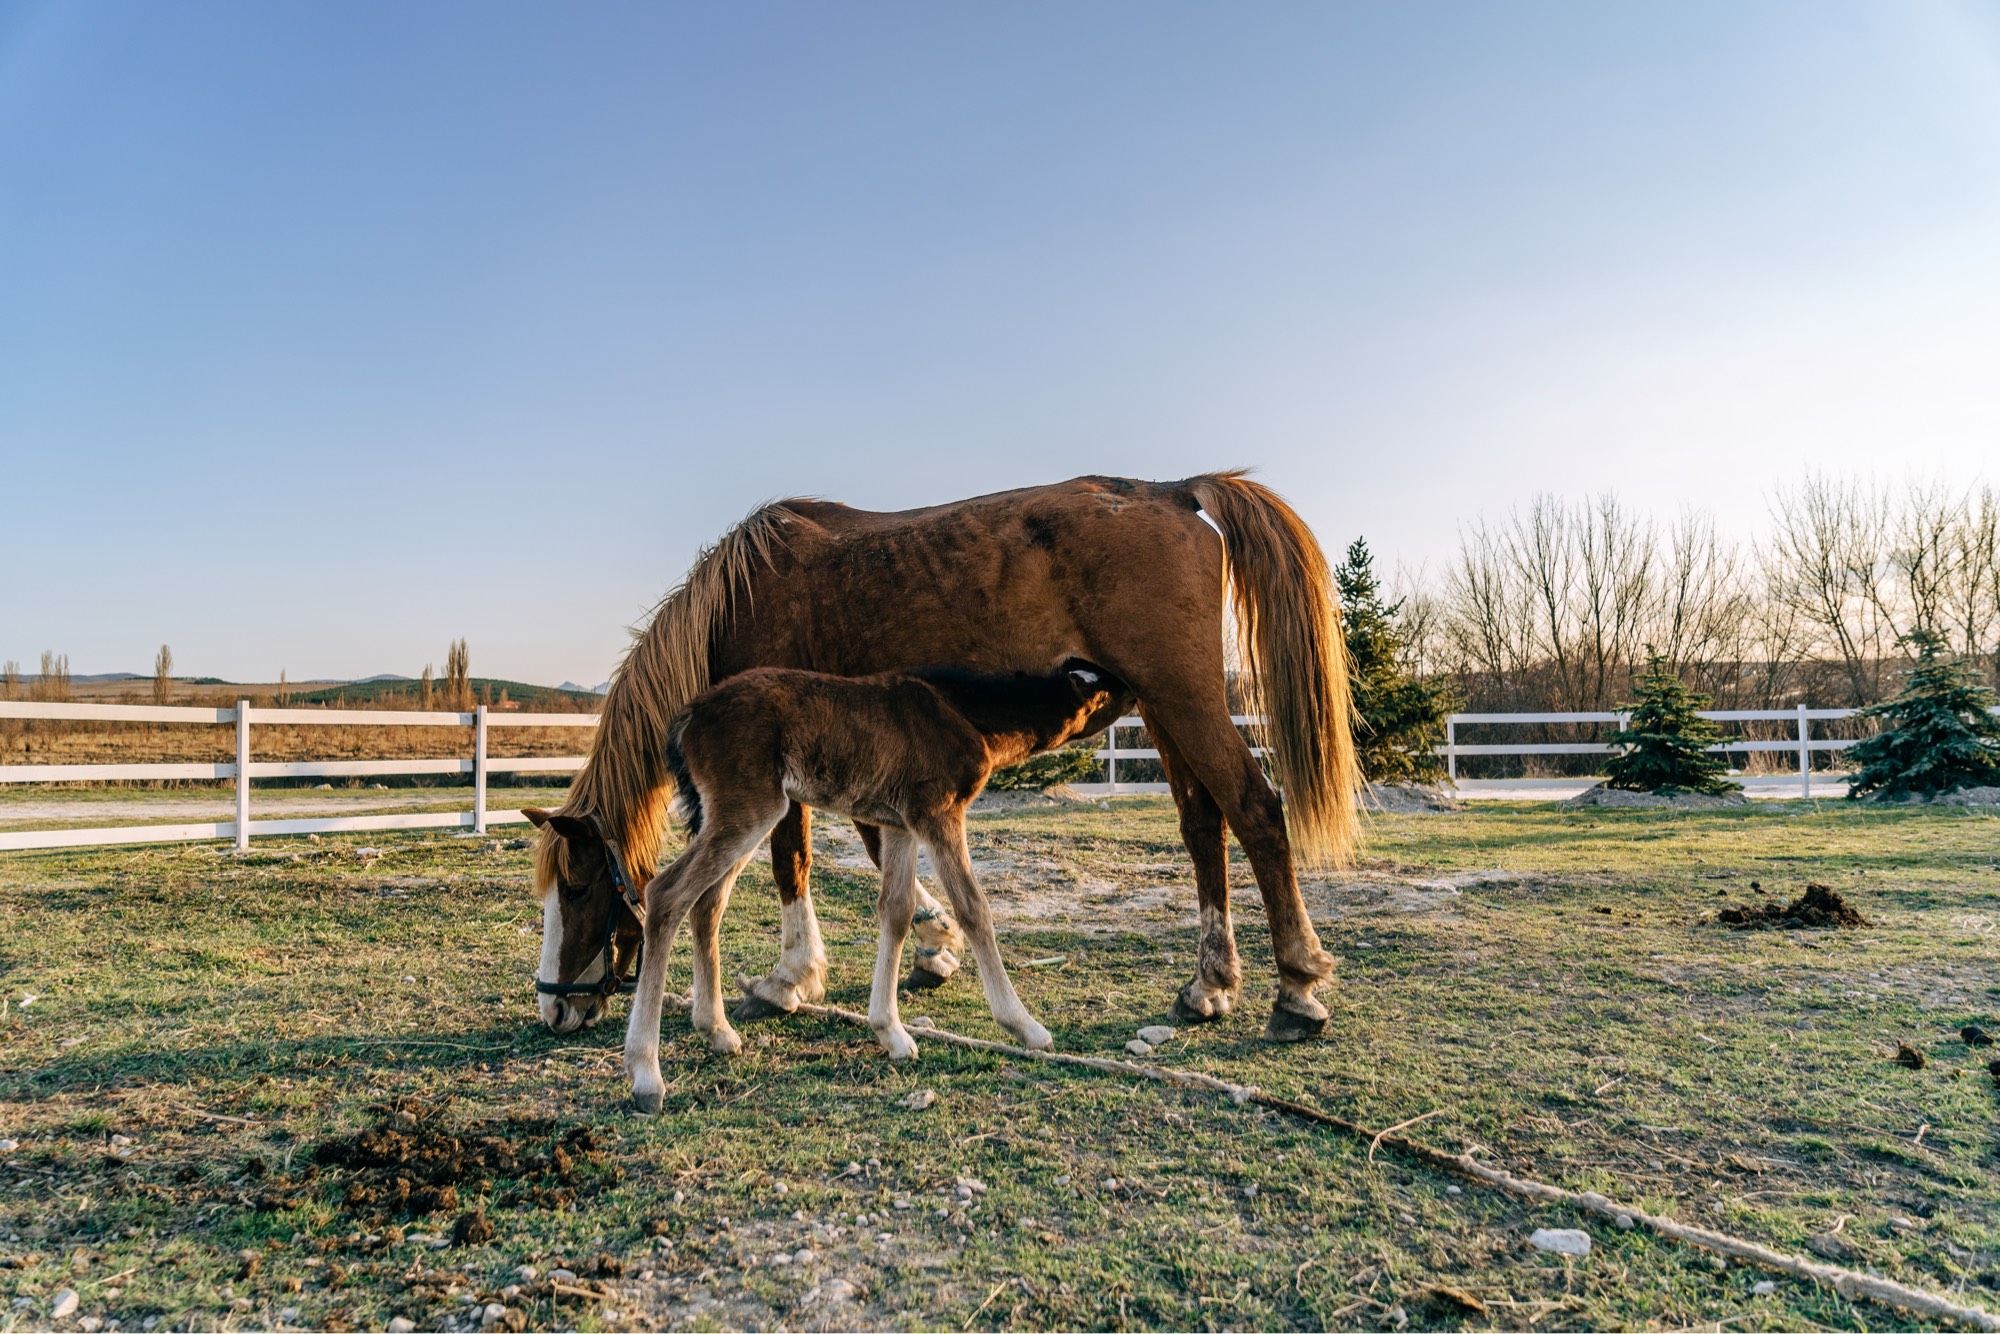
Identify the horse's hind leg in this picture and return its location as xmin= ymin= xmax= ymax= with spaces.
xmin=735 ymin=801 xmax=829 ymax=1022
xmin=916 ymin=813 xmax=1051 ymax=1052
xmin=857 ymin=821 xmax=963 ymax=992
xmin=1140 ymin=697 xmax=1335 ymax=1043
xmin=866 ymin=827 xmax=922 ymax=1060
xmin=1148 ymin=710 xmax=1242 ymax=1024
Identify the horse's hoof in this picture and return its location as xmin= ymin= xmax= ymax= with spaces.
xmin=630 ymin=1087 xmax=665 ymax=1115
xmin=731 ymin=992 xmax=794 ymax=1023
xmin=1172 ymin=980 xmax=1235 ymax=1024
xmin=1263 ymin=1005 xmax=1328 ymax=1043
xmin=901 ymin=965 xmax=951 ymax=993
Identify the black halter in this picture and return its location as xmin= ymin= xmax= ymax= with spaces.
xmin=534 ymin=815 xmax=646 ymax=999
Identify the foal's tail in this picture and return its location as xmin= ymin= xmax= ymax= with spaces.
xmin=1182 ymin=472 xmax=1361 ymax=869
xmin=664 ymin=714 xmax=704 ymax=837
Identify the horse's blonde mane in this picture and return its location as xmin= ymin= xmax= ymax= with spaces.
xmin=535 ymin=500 xmax=808 ymax=895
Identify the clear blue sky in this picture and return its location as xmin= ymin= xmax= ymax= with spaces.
xmin=5 ymin=1 xmax=1997 ymax=685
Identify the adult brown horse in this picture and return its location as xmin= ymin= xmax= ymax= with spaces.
xmin=533 ymin=471 xmax=1359 ymax=1041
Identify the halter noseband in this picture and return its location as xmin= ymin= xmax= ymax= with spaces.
xmin=534 ymin=814 xmax=647 ymax=1000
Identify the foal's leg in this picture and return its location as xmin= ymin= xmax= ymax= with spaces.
xmin=915 ymin=812 xmax=1051 ymax=1051
xmin=866 ymin=827 xmax=922 ymax=1060
xmin=857 ymin=821 xmax=963 ymax=991
xmin=1149 ymin=712 xmax=1242 ymax=1023
xmin=687 ymin=870 xmax=747 ymax=1055
xmin=626 ymin=803 xmax=785 ymax=1112
xmin=735 ymin=801 xmax=830 ymax=1021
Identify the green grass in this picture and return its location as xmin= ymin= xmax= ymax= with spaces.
xmin=2 ymin=799 xmax=1998 ymax=1331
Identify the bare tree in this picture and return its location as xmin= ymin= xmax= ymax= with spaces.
xmin=1764 ymin=474 xmax=1897 ymax=705
xmin=32 ymin=651 xmax=70 ymax=703
xmin=153 ymin=645 xmax=174 ymax=705
xmin=420 ymin=663 xmax=435 ymax=709
xmin=2 ymin=661 xmax=17 ymax=700
xmin=444 ymin=640 xmax=471 ymax=712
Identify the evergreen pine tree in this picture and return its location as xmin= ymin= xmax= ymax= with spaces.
xmin=1845 ymin=630 xmax=2000 ymax=800
xmin=1335 ymin=538 xmax=1457 ymax=784
xmin=1603 ymin=654 xmax=1736 ymax=795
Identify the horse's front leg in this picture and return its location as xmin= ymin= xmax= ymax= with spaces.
xmin=734 ymin=801 xmax=830 ymax=1021
xmin=867 ymin=828 xmax=921 ymax=1060
xmin=857 ymin=820 xmax=963 ymax=992
xmin=917 ymin=815 xmax=1051 ymax=1052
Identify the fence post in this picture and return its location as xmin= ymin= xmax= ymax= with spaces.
xmin=473 ymin=704 xmax=488 ymax=834
xmin=234 ymin=700 xmax=251 ymax=851
xmin=1797 ymin=702 xmax=1811 ymax=799
xmin=1446 ymin=717 xmax=1457 ymax=784
xmin=1105 ymin=720 xmax=1119 ymax=795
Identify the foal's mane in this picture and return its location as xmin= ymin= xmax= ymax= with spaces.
xmin=536 ymin=500 xmax=808 ymax=893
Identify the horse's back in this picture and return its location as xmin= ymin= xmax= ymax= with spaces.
xmin=723 ymin=477 xmax=1224 ymax=680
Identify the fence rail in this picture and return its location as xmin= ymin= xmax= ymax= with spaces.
xmin=0 ymin=701 xmax=595 ymax=852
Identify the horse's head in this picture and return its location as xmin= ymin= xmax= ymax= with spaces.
xmin=526 ymin=808 xmax=643 ymax=1033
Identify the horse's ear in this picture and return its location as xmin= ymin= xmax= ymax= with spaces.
xmin=524 ymin=808 xmax=552 ymax=829
xmin=546 ymin=814 xmax=597 ymax=844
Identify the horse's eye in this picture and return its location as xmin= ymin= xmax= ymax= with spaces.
xmin=559 ymin=880 xmax=590 ymax=902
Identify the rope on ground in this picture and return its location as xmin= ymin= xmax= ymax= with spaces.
xmin=777 ymin=998 xmax=2000 ymax=1332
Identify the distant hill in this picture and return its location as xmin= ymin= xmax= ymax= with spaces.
xmin=285 ymin=676 xmax=601 ymax=710
xmin=558 ymin=680 xmax=612 ymax=695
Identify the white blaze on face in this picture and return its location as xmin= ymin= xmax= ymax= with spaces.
xmin=537 ymin=889 xmax=566 ymax=1029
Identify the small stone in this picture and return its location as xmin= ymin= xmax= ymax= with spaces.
xmin=0 ymin=1139 xmax=17 ymax=1153
xmin=792 ymin=1248 xmax=816 ymax=1265
xmin=1242 ymin=1183 xmax=1257 ymax=1198
xmin=956 ymin=1175 xmax=987 ymax=1194
xmin=355 ymin=847 xmax=382 ymax=859
xmin=812 ymin=1277 xmax=859 ymax=1305
xmin=1528 ymin=1227 xmax=1592 ymax=1257
xmin=1445 ymin=1185 xmax=1462 ymax=1196
xmin=910 ymin=1016 xmax=936 ymax=1029
xmin=515 ymin=1264 xmax=538 ymax=1282
xmin=772 ymin=1181 xmax=788 ymax=1195
xmin=1398 ymin=1211 xmax=1417 ymax=1225
xmin=51 ymin=1290 xmax=80 ymax=1319
xmin=899 ymin=1089 xmax=937 ymax=1110
xmin=1102 ymin=1178 xmax=1121 ymax=1191
xmin=549 ymin=1268 xmax=577 ymax=1283
xmin=500 ymin=1285 xmax=521 ymax=1299
xmin=280 ymin=1304 xmax=301 ymax=1320
xmin=1125 ymin=1040 xmax=1154 ymax=1057
xmin=1752 ymin=1280 xmax=1777 ymax=1296
xmin=770 ymin=1252 xmax=791 ymax=1265
xmin=481 ymin=1303 xmax=505 ymax=1326
xmin=1137 ymin=1025 xmax=1176 ymax=1045
xmin=109 ymin=1133 xmax=134 ymax=1147
xmin=387 ymin=1319 xmax=416 ymax=1333
xmin=79 ymin=1319 xmax=102 ymax=1333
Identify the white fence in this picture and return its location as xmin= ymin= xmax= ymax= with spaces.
xmin=1084 ymin=706 xmax=1903 ymax=799
xmin=1443 ymin=705 xmax=1862 ymax=800
xmin=0 ymin=701 xmax=594 ymax=852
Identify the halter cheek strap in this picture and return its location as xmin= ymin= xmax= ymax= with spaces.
xmin=534 ymin=815 xmax=647 ymax=1000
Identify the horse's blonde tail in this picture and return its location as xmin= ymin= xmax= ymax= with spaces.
xmin=1184 ymin=472 xmax=1360 ymax=869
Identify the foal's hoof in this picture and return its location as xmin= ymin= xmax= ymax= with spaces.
xmin=901 ymin=965 xmax=951 ymax=994
xmin=1263 ymin=1004 xmax=1328 ymax=1044
xmin=630 ymin=1087 xmax=665 ymax=1116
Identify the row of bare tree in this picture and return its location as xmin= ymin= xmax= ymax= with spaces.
xmin=1397 ymin=475 xmax=2000 ymax=712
